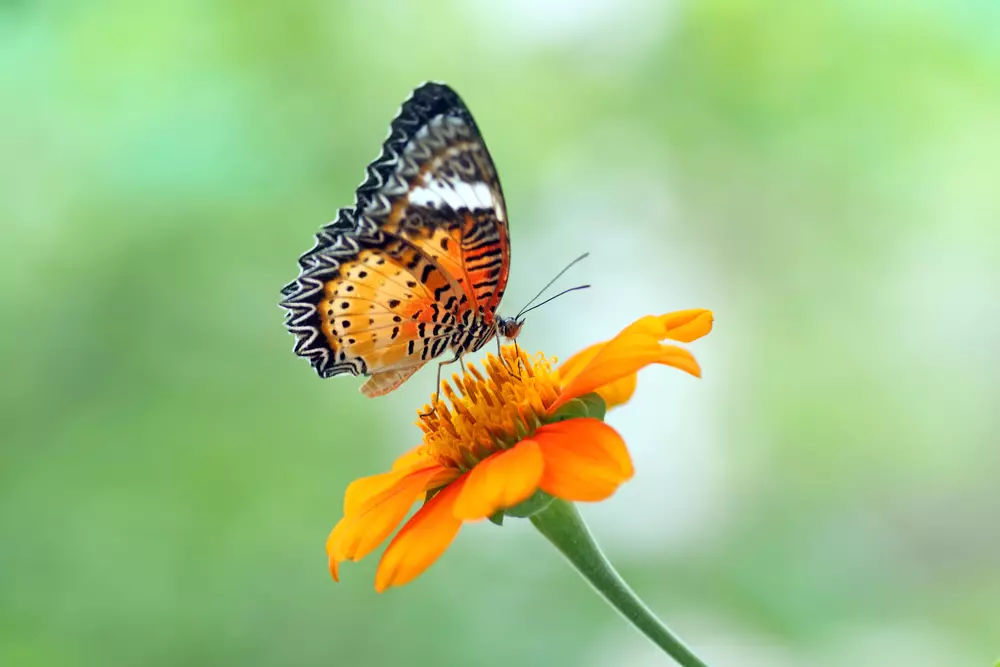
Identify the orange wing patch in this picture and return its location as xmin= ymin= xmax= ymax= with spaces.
xmin=315 ymin=242 xmax=463 ymax=377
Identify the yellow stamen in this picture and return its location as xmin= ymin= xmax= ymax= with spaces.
xmin=415 ymin=346 xmax=562 ymax=470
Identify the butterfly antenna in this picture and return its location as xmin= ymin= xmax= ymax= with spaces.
xmin=516 ymin=284 xmax=590 ymax=318
xmin=515 ymin=252 xmax=590 ymax=319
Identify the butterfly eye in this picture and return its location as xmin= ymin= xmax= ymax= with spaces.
xmin=497 ymin=318 xmax=522 ymax=340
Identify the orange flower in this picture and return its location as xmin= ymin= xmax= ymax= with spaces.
xmin=326 ymin=309 xmax=714 ymax=591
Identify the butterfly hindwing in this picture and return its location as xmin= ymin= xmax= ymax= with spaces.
xmin=306 ymin=237 xmax=463 ymax=374
xmin=360 ymin=366 xmax=424 ymax=398
xmin=280 ymin=83 xmax=512 ymax=391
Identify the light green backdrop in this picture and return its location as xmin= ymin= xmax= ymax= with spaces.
xmin=2 ymin=1 xmax=998 ymax=665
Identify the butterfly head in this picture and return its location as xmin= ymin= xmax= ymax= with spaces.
xmin=496 ymin=316 xmax=524 ymax=341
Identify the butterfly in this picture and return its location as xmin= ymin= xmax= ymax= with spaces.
xmin=280 ymin=82 xmax=525 ymax=397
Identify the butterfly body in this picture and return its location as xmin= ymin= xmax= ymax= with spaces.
xmin=281 ymin=83 xmax=513 ymax=396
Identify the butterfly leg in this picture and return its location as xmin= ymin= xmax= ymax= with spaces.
xmin=421 ymin=352 xmax=465 ymax=417
xmin=495 ymin=335 xmax=509 ymax=373
xmin=496 ymin=335 xmax=522 ymax=379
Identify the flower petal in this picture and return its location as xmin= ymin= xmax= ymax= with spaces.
xmin=375 ymin=475 xmax=467 ymax=592
xmin=595 ymin=373 xmax=638 ymax=409
xmin=535 ymin=418 xmax=634 ymax=501
xmin=658 ymin=309 xmax=714 ymax=342
xmin=558 ymin=343 xmax=637 ymax=410
xmin=392 ymin=444 xmax=432 ymax=471
xmin=453 ymin=440 xmax=544 ymax=520
xmin=342 ymin=467 xmax=413 ymax=518
xmin=556 ymin=342 xmax=603 ymax=385
xmin=327 ymin=554 xmax=340 ymax=582
xmin=327 ymin=465 xmax=446 ymax=563
xmin=550 ymin=310 xmax=712 ymax=413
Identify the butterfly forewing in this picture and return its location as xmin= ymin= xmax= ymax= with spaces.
xmin=280 ymin=83 xmax=511 ymax=392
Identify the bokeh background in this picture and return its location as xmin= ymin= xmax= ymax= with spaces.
xmin=2 ymin=1 xmax=998 ymax=665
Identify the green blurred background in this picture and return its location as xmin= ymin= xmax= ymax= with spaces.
xmin=2 ymin=1 xmax=998 ymax=665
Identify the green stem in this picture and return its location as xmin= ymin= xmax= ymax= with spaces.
xmin=530 ymin=498 xmax=710 ymax=667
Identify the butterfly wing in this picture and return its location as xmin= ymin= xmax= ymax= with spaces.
xmin=280 ymin=83 xmax=511 ymax=388
xmin=380 ymin=84 xmax=511 ymax=318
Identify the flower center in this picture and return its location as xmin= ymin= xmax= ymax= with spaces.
xmin=416 ymin=346 xmax=562 ymax=470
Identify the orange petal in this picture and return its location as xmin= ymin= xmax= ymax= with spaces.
xmin=375 ymin=475 xmax=467 ymax=592
xmin=550 ymin=310 xmax=712 ymax=413
xmin=343 ymin=460 xmax=457 ymax=518
xmin=535 ymin=418 xmax=634 ymax=502
xmin=342 ymin=467 xmax=413 ymax=518
xmin=596 ymin=373 xmax=637 ymax=409
xmin=327 ymin=465 xmax=446 ymax=563
xmin=557 ymin=341 xmax=604 ymax=386
xmin=558 ymin=341 xmax=639 ymax=410
xmin=392 ymin=444 xmax=432 ymax=471
xmin=658 ymin=309 xmax=714 ymax=342
xmin=327 ymin=554 xmax=340 ymax=582
xmin=453 ymin=440 xmax=543 ymax=520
